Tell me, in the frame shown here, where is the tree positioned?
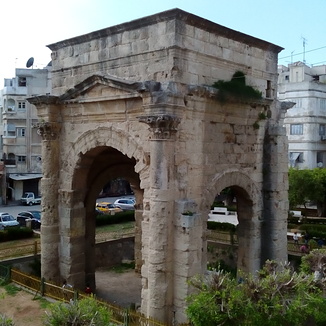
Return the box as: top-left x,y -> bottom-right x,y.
288,168 -> 326,216
186,259 -> 326,326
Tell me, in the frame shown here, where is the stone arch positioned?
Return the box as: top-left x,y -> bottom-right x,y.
204,169 -> 263,215
68,126 -> 149,178
58,126 -> 149,289
203,169 -> 264,272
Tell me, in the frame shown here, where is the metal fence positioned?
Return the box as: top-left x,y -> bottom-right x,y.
6,267 -> 188,326
0,240 -> 40,260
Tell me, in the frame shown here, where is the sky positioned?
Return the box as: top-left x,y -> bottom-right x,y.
1,0 -> 325,87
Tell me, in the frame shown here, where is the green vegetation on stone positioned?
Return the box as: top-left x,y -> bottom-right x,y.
212,71 -> 262,103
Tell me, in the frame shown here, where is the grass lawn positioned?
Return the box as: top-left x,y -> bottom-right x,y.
95,221 -> 135,234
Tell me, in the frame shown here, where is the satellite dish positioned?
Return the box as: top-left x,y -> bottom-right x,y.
26,57 -> 34,68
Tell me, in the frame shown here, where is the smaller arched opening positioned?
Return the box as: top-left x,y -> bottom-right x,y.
207,185 -> 258,275
205,170 -> 263,275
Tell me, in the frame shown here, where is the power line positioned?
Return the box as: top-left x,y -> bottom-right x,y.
279,45 -> 326,60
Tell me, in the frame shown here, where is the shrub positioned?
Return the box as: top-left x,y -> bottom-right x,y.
300,224 -> 326,239
207,221 -> 236,233
43,295 -> 113,326
300,248 -> 326,274
95,211 -> 134,226
0,314 -> 14,326
212,71 -> 262,103
0,227 -> 34,242
187,259 -> 326,326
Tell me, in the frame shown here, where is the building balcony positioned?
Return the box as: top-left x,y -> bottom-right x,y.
2,86 -> 26,96
2,159 -> 16,167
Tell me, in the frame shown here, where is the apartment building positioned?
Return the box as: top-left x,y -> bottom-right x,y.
278,62 -> 326,169
0,66 -> 51,202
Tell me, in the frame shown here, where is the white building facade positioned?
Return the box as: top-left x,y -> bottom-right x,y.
278,62 -> 326,169
0,66 -> 51,202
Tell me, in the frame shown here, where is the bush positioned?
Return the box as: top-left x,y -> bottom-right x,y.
0,314 -> 14,326
212,71 -> 262,103
300,224 -> 326,240
95,211 -> 134,226
0,227 -> 34,242
43,295 -> 113,326
187,260 -> 326,326
207,221 -> 236,233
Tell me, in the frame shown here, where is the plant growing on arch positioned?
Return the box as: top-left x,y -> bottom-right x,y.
212,71 -> 262,103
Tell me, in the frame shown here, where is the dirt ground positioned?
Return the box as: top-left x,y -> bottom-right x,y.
0,269 -> 141,326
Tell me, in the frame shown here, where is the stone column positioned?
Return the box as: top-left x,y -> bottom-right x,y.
261,124 -> 289,263
173,202 -> 204,324
138,114 -> 180,323
35,121 -> 61,283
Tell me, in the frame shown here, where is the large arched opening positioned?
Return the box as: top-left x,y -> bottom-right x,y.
44,125 -> 149,298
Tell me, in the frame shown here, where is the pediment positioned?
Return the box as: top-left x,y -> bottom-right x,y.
60,75 -> 145,103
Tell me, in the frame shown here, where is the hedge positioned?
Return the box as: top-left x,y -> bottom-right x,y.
299,224 -> 326,240
207,221 -> 236,233
0,227 -> 34,242
95,211 -> 135,226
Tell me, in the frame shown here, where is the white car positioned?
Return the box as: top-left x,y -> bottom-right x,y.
114,198 -> 135,211
0,213 -> 20,229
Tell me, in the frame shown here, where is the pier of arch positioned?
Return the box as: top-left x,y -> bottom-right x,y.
29,9 -> 291,324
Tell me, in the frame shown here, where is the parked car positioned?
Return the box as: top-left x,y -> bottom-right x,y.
20,192 -> 41,206
113,198 -> 135,211
17,211 -> 41,229
0,212 -> 20,229
95,202 -> 123,215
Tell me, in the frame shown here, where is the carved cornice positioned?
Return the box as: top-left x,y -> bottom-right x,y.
138,114 -> 180,140
33,122 -> 61,140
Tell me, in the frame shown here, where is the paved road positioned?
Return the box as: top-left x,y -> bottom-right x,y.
0,195 -> 135,218
0,203 -> 41,218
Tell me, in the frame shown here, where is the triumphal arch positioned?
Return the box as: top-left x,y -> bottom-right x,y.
29,9 -> 290,324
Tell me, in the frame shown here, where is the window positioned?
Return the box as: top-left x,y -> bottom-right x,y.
319,125 -> 326,136
3,124 -> 16,137
18,101 -> 26,109
17,156 -> 26,163
285,75 -> 289,81
17,128 -> 25,137
321,99 -> 326,111
266,80 -> 272,98
18,77 -> 26,87
289,152 -> 303,167
317,152 -> 324,167
290,124 -> 303,135
287,98 -> 302,108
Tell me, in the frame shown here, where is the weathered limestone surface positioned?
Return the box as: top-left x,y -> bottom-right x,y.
29,8 -> 288,325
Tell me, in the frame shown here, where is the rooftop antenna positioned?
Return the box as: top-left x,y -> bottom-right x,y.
26,57 -> 34,69
301,36 -> 307,63
291,50 -> 295,64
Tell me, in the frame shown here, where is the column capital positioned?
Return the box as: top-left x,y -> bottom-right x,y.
138,114 -> 180,140
33,121 -> 61,140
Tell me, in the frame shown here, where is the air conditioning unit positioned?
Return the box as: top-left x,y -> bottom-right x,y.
321,136 -> 326,141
